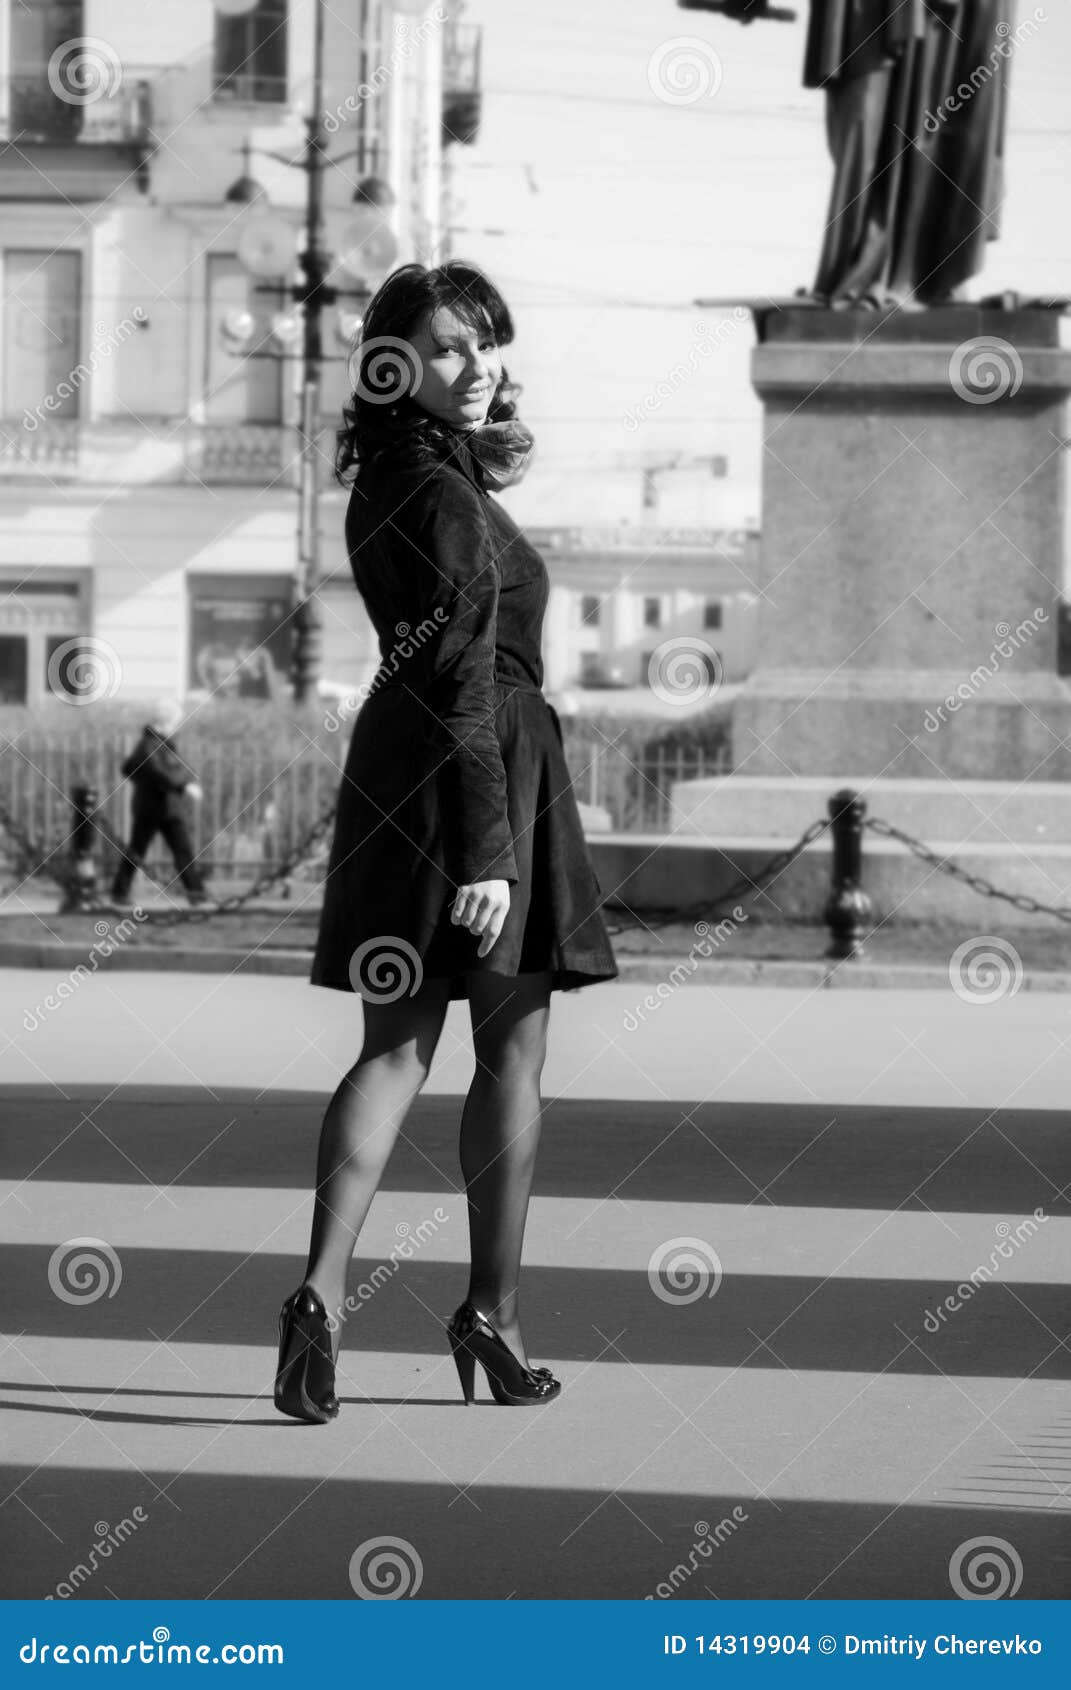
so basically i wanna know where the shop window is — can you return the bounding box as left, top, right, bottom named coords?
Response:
left=188, top=573, right=292, bottom=700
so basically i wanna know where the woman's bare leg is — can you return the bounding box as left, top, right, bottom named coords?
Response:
left=302, top=974, right=453, bottom=1361
left=459, top=969, right=553, bottom=1370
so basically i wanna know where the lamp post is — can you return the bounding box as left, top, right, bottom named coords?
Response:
left=216, top=0, right=398, bottom=706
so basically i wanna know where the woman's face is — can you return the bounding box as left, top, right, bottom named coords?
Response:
left=408, top=304, right=502, bottom=431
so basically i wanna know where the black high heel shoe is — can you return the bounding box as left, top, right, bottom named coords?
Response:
left=446, top=1301, right=562, bottom=1406
left=274, top=1285, right=340, bottom=1424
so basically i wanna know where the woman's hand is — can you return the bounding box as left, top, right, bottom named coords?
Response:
left=451, top=878, right=510, bottom=957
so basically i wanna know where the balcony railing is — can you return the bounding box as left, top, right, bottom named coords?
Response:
left=0, top=419, right=325, bottom=488
left=210, top=71, right=288, bottom=105
left=0, top=71, right=151, bottom=146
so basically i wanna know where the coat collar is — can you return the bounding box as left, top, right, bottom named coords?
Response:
left=363, top=428, right=488, bottom=497
left=437, top=429, right=488, bottom=495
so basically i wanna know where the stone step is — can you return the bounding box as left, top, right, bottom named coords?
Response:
left=589, top=831, right=1071, bottom=928
left=670, top=775, right=1071, bottom=846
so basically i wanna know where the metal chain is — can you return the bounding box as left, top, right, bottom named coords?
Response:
left=603, top=814, right=831, bottom=936
left=15, top=786, right=1066, bottom=941
left=88, top=803, right=340, bottom=926
left=0, top=792, right=82, bottom=901
left=0, top=793, right=339, bottom=925
left=865, top=814, right=1071, bottom=925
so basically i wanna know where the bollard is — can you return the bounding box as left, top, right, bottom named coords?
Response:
left=59, top=783, right=100, bottom=913
left=823, top=788, right=873, bottom=960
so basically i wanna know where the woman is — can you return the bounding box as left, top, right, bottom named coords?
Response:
left=273, top=260, right=618, bottom=1421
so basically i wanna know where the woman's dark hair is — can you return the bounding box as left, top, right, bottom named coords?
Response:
left=334, top=260, right=519, bottom=485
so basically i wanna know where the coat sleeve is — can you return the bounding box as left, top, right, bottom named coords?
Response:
left=144, top=738, right=194, bottom=794
left=410, top=476, right=518, bottom=888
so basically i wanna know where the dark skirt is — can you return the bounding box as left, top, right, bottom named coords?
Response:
left=309, top=680, right=619, bottom=1001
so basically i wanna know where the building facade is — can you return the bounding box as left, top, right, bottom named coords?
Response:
left=532, top=525, right=759, bottom=695
left=0, top=0, right=456, bottom=707
left=317, top=523, right=760, bottom=704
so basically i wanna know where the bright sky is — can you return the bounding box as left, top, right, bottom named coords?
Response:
left=454, top=0, right=1071, bottom=518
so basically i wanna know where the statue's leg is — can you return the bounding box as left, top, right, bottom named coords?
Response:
left=811, top=66, right=903, bottom=306
left=916, top=0, right=1012, bottom=301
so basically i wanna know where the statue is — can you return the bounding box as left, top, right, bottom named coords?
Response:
left=680, top=1, right=1018, bottom=307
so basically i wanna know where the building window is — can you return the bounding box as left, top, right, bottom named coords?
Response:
left=204, top=254, right=282, bottom=423
left=0, top=634, right=29, bottom=704
left=213, top=0, right=288, bottom=103
left=7, top=0, right=85, bottom=140
left=580, top=594, right=601, bottom=627
left=0, top=574, right=88, bottom=705
left=704, top=599, right=723, bottom=630
left=188, top=574, right=292, bottom=700
left=442, top=19, right=483, bottom=147
left=2, top=249, right=82, bottom=419
left=643, top=596, right=661, bottom=630
left=354, top=0, right=386, bottom=173
left=579, top=651, right=603, bottom=686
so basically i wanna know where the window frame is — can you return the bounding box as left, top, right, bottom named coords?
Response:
left=212, top=0, right=289, bottom=106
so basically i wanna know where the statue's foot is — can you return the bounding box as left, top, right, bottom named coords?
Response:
left=800, top=283, right=903, bottom=312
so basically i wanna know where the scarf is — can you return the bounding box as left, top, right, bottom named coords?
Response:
left=461, top=418, right=536, bottom=491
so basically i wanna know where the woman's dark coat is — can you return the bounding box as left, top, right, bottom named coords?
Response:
left=310, top=430, right=619, bottom=1002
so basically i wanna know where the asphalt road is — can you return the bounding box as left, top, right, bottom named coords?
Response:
left=2, top=970, right=1069, bottom=1599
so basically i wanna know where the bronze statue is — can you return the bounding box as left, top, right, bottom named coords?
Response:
left=681, top=1, right=1018, bottom=306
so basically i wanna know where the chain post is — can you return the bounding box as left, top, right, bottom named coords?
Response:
left=59, top=783, right=101, bottom=914
left=823, top=788, right=872, bottom=960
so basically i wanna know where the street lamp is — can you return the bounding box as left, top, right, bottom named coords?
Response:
left=216, top=0, right=399, bottom=706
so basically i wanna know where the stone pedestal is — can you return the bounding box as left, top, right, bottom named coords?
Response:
left=733, top=306, right=1071, bottom=783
